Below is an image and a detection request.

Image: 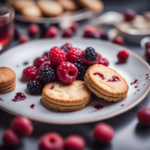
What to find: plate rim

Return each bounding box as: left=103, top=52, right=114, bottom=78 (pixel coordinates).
left=0, top=38, right=150, bottom=125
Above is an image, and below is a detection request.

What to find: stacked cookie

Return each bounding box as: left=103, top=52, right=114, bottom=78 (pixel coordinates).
left=42, top=80, right=91, bottom=112
left=0, top=67, right=16, bottom=94
left=84, top=64, right=129, bottom=102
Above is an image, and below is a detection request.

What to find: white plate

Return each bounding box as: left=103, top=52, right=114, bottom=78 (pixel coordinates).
left=0, top=39, right=150, bottom=124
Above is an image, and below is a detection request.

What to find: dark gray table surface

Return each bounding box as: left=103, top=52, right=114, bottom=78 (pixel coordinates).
left=0, top=0, right=150, bottom=150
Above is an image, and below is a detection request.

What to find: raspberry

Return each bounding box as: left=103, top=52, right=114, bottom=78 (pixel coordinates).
left=117, top=50, right=129, bottom=62
left=62, top=28, right=73, bottom=37
left=70, top=22, right=78, bottom=33
left=98, top=58, right=109, bottom=67
left=34, top=75, right=41, bottom=81
left=61, top=43, right=73, bottom=53
left=38, top=66, right=55, bottom=83
left=66, top=47, right=82, bottom=63
left=39, top=61, right=51, bottom=71
left=46, top=26, right=58, bottom=38
left=20, top=35, right=29, bottom=44
left=22, top=66, right=38, bottom=81
left=146, top=48, right=150, bottom=60
left=113, top=36, right=124, bottom=45
left=28, top=24, right=39, bottom=37
left=99, top=30, right=109, bottom=40
left=48, top=46, right=66, bottom=67
left=83, top=26, right=97, bottom=37
left=34, top=56, right=48, bottom=68
left=81, top=47, right=98, bottom=65
left=27, top=80, right=44, bottom=94
left=39, top=23, right=50, bottom=38
left=145, top=42, right=150, bottom=49
left=124, top=9, right=136, bottom=21
left=57, top=62, right=78, bottom=85
left=74, top=60, right=89, bottom=80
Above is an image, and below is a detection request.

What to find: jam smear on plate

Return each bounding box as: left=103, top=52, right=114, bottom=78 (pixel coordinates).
left=12, top=93, right=26, bottom=102
left=30, top=104, right=35, bottom=109
left=0, top=97, right=3, bottom=101
left=94, top=105, right=103, bottom=110
left=130, top=79, right=138, bottom=85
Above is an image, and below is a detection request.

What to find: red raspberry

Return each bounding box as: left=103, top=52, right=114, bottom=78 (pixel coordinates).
left=124, top=9, right=136, bottom=21
left=62, top=28, right=73, bottom=37
left=145, top=42, right=150, bottom=49
left=146, top=48, right=150, bottom=60
left=46, top=26, right=58, bottom=38
left=70, top=22, right=78, bottom=33
left=83, top=26, right=97, bottom=37
left=57, top=62, right=78, bottom=85
left=34, top=75, right=41, bottom=81
left=22, top=66, right=38, bottom=81
left=61, top=43, right=73, bottom=53
left=20, top=35, right=29, bottom=44
left=98, top=58, right=109, bottom=67
left=113, top=36, right=124, bottom=45
left=39, top=61, right=51, bottom=71
left=3, top=129, right=20, bottom=147
left=34, top=57, right=48, bottom=68
left=28, top=24, right=39, bottom=37
left=66, top=47, right=82, bottom=63
left=117, top=50, right=129, bottom=62
left=48, top=46, right=66, bottom=67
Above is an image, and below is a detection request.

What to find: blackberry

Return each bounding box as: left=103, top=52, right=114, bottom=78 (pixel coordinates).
left=100, top=33, right=109, bottom=40
left=27, top=80, right=44, bottom=94
left=88, top=33, right=99, bottom=39
left=38, top=65, right=55, bottom=83
left=74, top=60, right=89, bottom=81
left=61, top=45, right=68, bottom=53
left=84, top=47, right=98, bottom=61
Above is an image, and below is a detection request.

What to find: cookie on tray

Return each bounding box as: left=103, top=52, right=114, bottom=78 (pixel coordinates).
left=37, top=0, right=63, bottom=17
left=84, top=64, right=129, bottom=102
left=0, top=67, right=16, bottom=94
left=42, top=80, right=91, bottom=112
left=77, top=0, right=103, bottom=12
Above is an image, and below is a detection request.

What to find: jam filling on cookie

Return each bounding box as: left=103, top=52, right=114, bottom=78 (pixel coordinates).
left=93, top=73, right=120, bottom=82
left=12, top=92, right=26, bottom=102
left=50, top=85, right=54, bottom=89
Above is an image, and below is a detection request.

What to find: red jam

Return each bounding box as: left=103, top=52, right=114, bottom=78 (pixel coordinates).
left=93, top=73, right=104, bottom=80
left=23, top=61, right=29, bottom=65
left=121, top=104, right=124, bottom=107
left=131, top=79, right=138, bottom=85
left=94, top=105, right=103, bottom=110
left=50, top=85, right=54, bottom=89
left=134, top=86, right=138, bottom=88
left=108, top=76, right=120, bottom=82
left=137, top=89, right=140, bottom=91
left=0, top=97, right=3, bottom=101
left=30, top=104, right=35, bottom=109
left=146, top=74, right=149, bottom=76
left=12, top=93, right=26, bottom=102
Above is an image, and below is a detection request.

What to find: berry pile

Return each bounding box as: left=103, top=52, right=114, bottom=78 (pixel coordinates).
left=22, top=43, right=109, bottom=94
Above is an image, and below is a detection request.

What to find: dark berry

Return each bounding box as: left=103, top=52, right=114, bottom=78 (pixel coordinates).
left=99, top=30, right=109, bottom=40
left=27, top=80, right=44, bottom=94
left=62, top=28, right=73, bottom=37
left=74, top=60, right=89, bottom=80
left=28, top=24, right=39, bottom=37
left=88, top=33, right=99, bottom=39
left=46, top=26, right=58, bottom=38
left=61, top=43, right=73, bottom=53
left=83, top=26, right=97, bottom=37
left=57, top=62, right=78, bottom=85
left=117, top=50, right=129, bottom=62
left=113, top=36, right=124, bottom=45
left=14, top=27, right=21, bottom=40
left=22, top=66, right=38, bottom=81
left=70, top=22, right=78, bottom=33
left=48, top=46, right=66, bottom=67
left=38, top=66, right=55, bottom=83
left=39, top=23, right=50, bottom=38
left=66, top=47, right=82, bottom=63
left=39, top=61, right=51, bottom=71
left=124, top=9, right=136, bottom=21
left=20, top=35, right=29, bottom=44
left=145, top=42, right=150, bottom=49
left=84, top=47, right=98, bottom=61
left=145, top=48, right=150, bottom=60
left=98, top=58, right=109, bottom=67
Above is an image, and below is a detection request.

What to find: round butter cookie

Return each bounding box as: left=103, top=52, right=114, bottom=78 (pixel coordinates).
left=84, top=64, right=129, bottom=102
left=77, top=0, right=103, bottom=12
left=37, top=0, right=63, bottom=17
left=42, top=80, right=91, bottom=112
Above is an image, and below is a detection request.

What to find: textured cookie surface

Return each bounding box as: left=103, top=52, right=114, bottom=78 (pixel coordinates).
left=0, top=82, right=16, bottom=94
left=37, top=0, right=63, bottom=16
left=0, top=67, right=16, bottom=87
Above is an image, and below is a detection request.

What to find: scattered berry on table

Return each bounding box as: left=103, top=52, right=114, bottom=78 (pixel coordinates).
left=74, top=59, right=89, bottom=81
left=10, top=116, right=33, bottom=137
left=39, top=61, right=51, bottom=72
left=38, top=66, right=55, bottom=83
left=145, top=42, right=150, bottom=49
left=61, top=43, right=73, bottom=53
left=93, top=123, right=114, bottom=145
left=117, top=50, right=129, bottom=62
left=83, top=26, right=97, bottom=37
left=124, top=9, right=136, bottom=21
left=99, top=30, right=109, bottom=40
left=62, top=28, right=73, bottom=37
left=3, top=129, right=20, bottom=147
left=27, top=80, right=44, bottom=94
left=22, top=66, right=38, bottom=81
left=39, top=132, right=64, bottom=150
left=20, top=35, right=29, bottom=44
left=14, top=27, right=21, bottom=40
left=66, top=47, right=82, bottom=63
left=98, top=58, right=109, bottom=67
left=48, top=46, right=66, bottom=67
left=39, top=23, right=50, bottom=38
left=64, top=135, right=85, bottom=150
left=81, top=47, right=98, bottom=65
left=28, top=24, right=39, bottom=37
left=88, top=33, right=99, bottom=39
left=137, top=107, right=150, bottom=126
left=70, top=22, right=78, bottom=33
left=113, top=36, right=124, bottom=45
left=46, top=26, right=58, bottom=38
left=146, top=48, right=150, bottom=60
left=57, top=62, right=78, bottom=85
left=34, top=56, right=48, bottom=68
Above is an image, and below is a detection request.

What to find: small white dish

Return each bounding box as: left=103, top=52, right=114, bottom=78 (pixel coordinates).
left=0, top=39, right=150, bottom=124
left=141, top=36, right=150, bottom=49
